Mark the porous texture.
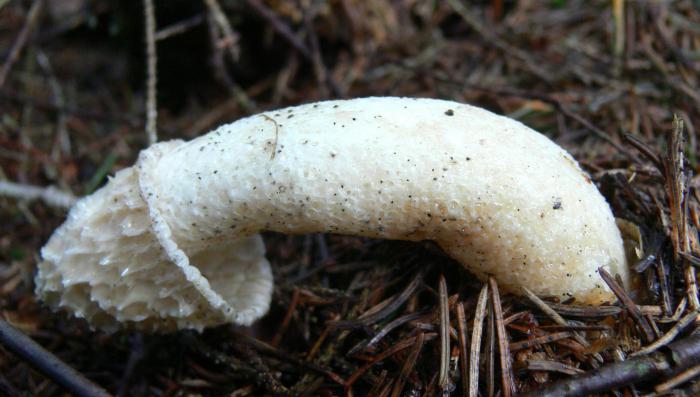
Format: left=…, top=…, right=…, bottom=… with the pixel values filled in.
left=37, top=161, right=273, bottom=332
left=37, top=97, right=628, bottom=332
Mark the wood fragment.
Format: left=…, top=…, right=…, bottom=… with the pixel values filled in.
left=230, top=330, right=345, bottom=385
left=438, top=275, right=451, bottom=394
left=143, top=0, right=158, bottom=145
left=0, top=319, right=111, bottom=397
left=509, top=332, right=574, bottom=352
left=542, top=302, right=662, bottom=318
left=300, top=3, right=341, bottom=97
left=347, top=310, right=429, bottom=356
left=656, top=256, right=673, bottom=316
left=664, top=116, right=699, bottom=309
left=154, top=14, right=205, bottom=41
left=366, top=370, right=388, bottom=397
left=489, top=277, right=515, bottom=397
left=377, top=379, right=394, bottom=397
left=469, top=284, right=488, bottom=397
left=243, top=0, right=311, bottom=58
left=270, top=287, right=301, bottom=347
left=390, top=332, right=425, bottom=397
left=623, top=132, right=662, bottom=169
left=486, top=297, right=495, bottom=397
left=445, top=0, right=552, bottom=83
left=345, top=333, right=437, bottom=387
left=680, top=251, right=700, bottom=267
left=502, top=311, right=530, bottom=326
left=538, top=325, right=610, bottom=332
left=526, top=360, right=584, bottom=376
left=0, top=0, right=44, bottom=90
left=234, top=343, right=291, bottom=395
left=202, top=0, right=241, bottom=60
left=598, top=267, right=656, bottom=343
left=631, top=310, right=699, bottom=357
left=456, top=302, right=469, bottom=397
left=659, top=297, right=688, bottom=324
left=521, top=286, right=602, bottom=363
left=424, top=371, right=439, bottom=397
left=654, top=363, right=700, bottom=393
left=520, top=333, right=700, bottom=397
left=306, top=325, right=330, bottom=361
left=329, top=270, right=424, bottom=329
left=186, top=336, right=290, bottom=395
left=203, top=12, right=254, bottom=113
left=117, top=334, right=144, bottom=397
left=0, top=180, right=75, bottom=208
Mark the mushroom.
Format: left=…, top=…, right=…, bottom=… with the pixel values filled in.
left=36, top=97, right=629, bottom=332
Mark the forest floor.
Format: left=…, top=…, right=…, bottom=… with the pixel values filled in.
left=1, top=0, right=700, bottom=396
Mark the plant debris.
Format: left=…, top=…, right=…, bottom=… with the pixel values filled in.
left=1, top=0, right=700, bottom=395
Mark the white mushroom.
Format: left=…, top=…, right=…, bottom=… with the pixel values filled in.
left=36, top=97, right=629, bottom=332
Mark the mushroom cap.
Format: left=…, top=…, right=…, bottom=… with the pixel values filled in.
left=36, top=97, right=628, bottom=332
left=37, top=161, right=273, bottom=332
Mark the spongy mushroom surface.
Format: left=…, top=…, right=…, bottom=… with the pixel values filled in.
left=36, top=97, right=628, bottom=332
left=37, top=164, right=273, bottom=332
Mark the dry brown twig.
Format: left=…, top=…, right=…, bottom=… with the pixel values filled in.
left=0, top=180, right=75, bottom=208
left=154, top=14, right=205, bottom=41
left=631, top=310, right=699, bottom=357
left=527, top=360, right=584, bottom=376
left=598, top=267, right=656, bottom=343
left=455, top=301, right=469, bottom=397
left=204, top=6, right=255, bottom=113
left=143, top=0, right=158, bottom=145
left=301, top=2, right=331, bottom=97
left=489, top=277, right=515, bottom=397
left=390, top=332, right=425, bottom=397
left=438, top=275, right=451, bottom=394
left=202, top=0, right=241, bottom=61
left=486, top=294, right=496, bottom=397
left=665, top=116, right=700, bottom=310
left=0, top=0, right=44, bottom=90
left=445, top=0, right=552, bottom=84
left=521, top=333, right=700, bottom=397
left=521, top=286, right=603, bottom=364
left=0, top=319, right=110, bottom=397
left=469, top=284, right=488, bottom=397
left=655, top=363, right=700, bottom=393
left=243, top=0, right=341, bottom=97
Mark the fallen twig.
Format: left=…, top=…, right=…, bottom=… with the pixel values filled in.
left=390, top=332, right=424, bottom=397
left=203, top=0, right=241, bottom=61
left=0, top=180, right=76, bottom=208
left=154, top=14, right=205, bottom=41
left=509, top=332, right=574, bottom=352
left=521, top=286, right=603, bottom=363
left=0, top=0, right=44, bottom=90
left=631, top=310, right=699, bottom=357
left=456, top=301, right=469, bottom=397
left=598, top=267, right=655, bottom=343
left=520, top=333, right=700, bottom=397
left=0, top=319, right=111, bottom=397
left=328, top=269, right=424, bottom=329
left=490, top=277, right=515, bottom=397
left=438, top=275, right=451, bottom=394
left=526, top=360, right=584, bottom=376
left=469, top=284, right=488, bottom=397
left=142, top=0, right=158, bottom=145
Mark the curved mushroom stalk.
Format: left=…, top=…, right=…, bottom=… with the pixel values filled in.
left=36, top=97, right=628, bottom=332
